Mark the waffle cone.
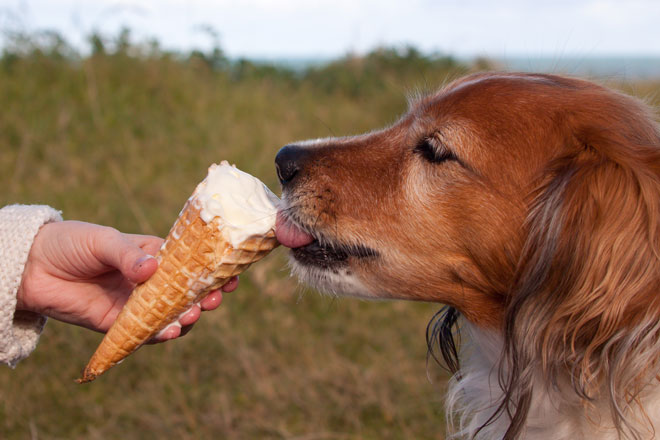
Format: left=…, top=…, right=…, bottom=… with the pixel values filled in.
left=77, top=193, right=278, bottom=383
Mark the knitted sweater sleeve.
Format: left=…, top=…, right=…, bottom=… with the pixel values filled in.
left=0, top=205, right=63, bottom=367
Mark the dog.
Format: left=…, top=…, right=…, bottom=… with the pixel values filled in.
left=273, top=72, right=660, bottom=440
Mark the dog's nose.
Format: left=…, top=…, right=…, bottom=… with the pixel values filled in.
left=275, top=144, right=308, bottom=185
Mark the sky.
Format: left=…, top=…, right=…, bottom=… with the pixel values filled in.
left=1, top=0, right=659, bottom=59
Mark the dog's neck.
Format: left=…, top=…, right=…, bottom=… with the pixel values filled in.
left=445, top=321, right=660, bottom=440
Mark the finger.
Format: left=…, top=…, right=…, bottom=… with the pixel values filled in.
left=200, top=290, right=223, bottom=311
left=222, top=276, right=239, bottom=292
left=126, top=234, right=164, bottom=257
left=130, top=255, right=158, bottom=283
left=149, top=324, right=181, bottom=343
left=178, top=304, right=201, bottom=326
left=94, top=228, right=158, bottom=284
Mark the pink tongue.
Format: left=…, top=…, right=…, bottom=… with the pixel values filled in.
left=275, top=211, right=315, bottom=248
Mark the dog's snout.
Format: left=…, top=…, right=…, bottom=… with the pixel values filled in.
left=275, top=144, right=308, bottom=185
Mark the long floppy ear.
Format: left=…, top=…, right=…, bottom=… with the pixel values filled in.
left=497, top=126, right=660, bottom=439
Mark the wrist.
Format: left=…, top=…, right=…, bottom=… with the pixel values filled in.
left=15, top=247, right=39, bottom=313
left=15, top=222, right=54, bottom=314
left=15, top=278, right=28, bottom=311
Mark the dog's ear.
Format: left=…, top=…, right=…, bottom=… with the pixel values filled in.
left=498, top=126, right=660, bottom=438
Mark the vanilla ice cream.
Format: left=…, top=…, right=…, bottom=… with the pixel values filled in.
left=157, top=162, right=278, bottom=339
left=197, top=161, right=279, bottom=247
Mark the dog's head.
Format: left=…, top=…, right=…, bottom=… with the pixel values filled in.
left=276, top=73, right=659, bottom=326
left=276, top=72, right=660, bottom=437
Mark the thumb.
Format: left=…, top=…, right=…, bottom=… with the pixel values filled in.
left=128, top=253, right=158, bottom=284
left=94, top=227, right=159, bottom=283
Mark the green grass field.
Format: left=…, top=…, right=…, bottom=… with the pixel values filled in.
left=1, top=33, right=659, bottom=439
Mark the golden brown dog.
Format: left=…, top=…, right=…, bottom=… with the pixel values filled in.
left=274, top=73, right=660, bottom=440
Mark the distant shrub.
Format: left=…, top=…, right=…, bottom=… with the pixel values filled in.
left=0, top=28, right=466, bottom=95
left=302, top=46, right=464, bottom=97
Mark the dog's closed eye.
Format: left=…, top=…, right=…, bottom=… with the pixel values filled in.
left=414, top=135, right=457, bottom=164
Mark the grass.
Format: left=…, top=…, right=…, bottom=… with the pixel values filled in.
left=1, top=33, right=658, bottom=439
left=0, top=37, right=459, bottom=440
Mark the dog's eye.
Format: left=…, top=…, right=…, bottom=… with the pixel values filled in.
left=414, top=136, right=456, bottom=164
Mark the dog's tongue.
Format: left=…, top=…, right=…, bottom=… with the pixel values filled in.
left=275, top=211, right=315, bottom=248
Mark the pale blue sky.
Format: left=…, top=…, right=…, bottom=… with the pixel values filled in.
left=1, top=0, right=659, bottom=58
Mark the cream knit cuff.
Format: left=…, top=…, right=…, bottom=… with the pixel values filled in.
left=0, top=204, right=62, bottom=368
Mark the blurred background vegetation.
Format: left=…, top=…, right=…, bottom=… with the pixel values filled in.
left=1, top=29, right=658, bottom=440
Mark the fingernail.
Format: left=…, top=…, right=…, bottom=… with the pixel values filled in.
left=134, top=254, right=155, bottom=271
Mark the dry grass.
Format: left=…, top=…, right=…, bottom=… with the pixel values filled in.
left=0, top=38, right=658, bottom=439
left=0, top=44, right=457, bottom=439
left=4, top=268, right=448, bottom=439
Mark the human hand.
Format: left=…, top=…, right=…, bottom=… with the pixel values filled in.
left=16, top=221, right=238, bottom=342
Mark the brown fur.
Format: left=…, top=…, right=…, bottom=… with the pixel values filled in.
left=280, top=72, right=660, bottom=438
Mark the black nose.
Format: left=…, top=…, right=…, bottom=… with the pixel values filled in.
left=275, top=144, right=308, bottom=185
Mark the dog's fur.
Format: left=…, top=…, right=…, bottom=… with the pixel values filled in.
left=276, top=72, right=660, bottom=439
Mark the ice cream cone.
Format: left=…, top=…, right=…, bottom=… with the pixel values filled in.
left=78, top=163, right=279, bottom=383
